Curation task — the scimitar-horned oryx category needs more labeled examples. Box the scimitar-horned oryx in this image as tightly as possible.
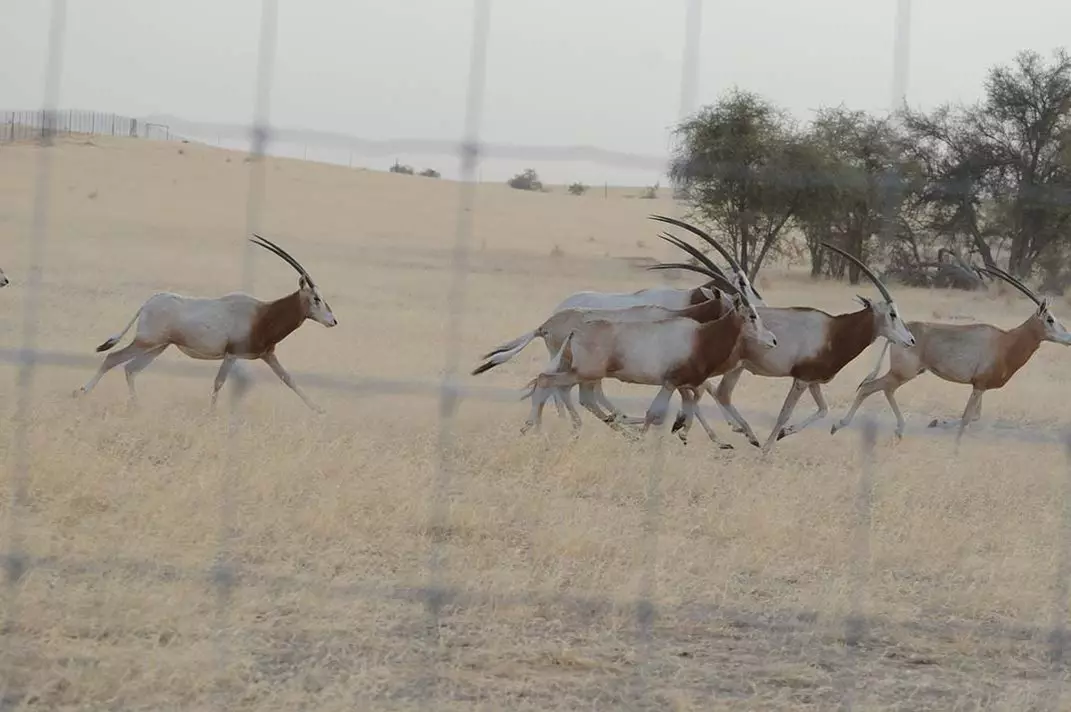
[75,235,337,410]
[527,214,765,423]
[675,242,916,453]
[519,276,777,441]
[830,265,1071,443]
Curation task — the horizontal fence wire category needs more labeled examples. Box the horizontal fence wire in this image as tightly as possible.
[5,0,1071,708]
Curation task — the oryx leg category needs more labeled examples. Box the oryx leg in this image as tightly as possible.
[262,352,323,413]
[522,381,556,435]
[551,386,570,419]
[123,344,168,405]
[955,388,984,445]
[640,386,677,436]
[711,368,762,448]
[211,354,238,408]
[776,383,828,440]
[592,380,636,423]
[832,371,911,439]
[762,379,808,454]
[77,341,155,397]
[675,387,733,450]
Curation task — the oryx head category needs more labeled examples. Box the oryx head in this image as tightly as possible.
[984,266,1071,345]
[250,235,338,328]
[648,214,766,306]
[0,267,8,288]
[820,242,915,349]
[731,292,777,350]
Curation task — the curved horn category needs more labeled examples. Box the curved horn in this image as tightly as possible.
[819,242,894,303]
[982,266,1041,306]
[648,214,743,274]
[647,262,740,296]
[250,234,315,287]
[656,232,731,279]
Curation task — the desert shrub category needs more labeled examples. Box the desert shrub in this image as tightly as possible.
[508,168,543,191]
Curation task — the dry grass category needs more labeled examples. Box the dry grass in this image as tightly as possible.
[2,135,1071,709]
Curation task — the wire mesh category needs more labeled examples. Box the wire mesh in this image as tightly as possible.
[5,0,1071,708]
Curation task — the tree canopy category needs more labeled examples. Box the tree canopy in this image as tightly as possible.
[669,48,1071,291]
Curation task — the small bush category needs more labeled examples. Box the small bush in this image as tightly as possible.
[419,168,441,178]
[389,160,414,175]
[640,181,660,199]
[568,182,588,196]
[508,168,543,192]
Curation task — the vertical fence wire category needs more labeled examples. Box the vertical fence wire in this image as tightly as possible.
[1,0,68,706]
[1043,436,1071,711]
[207,0,280,697]
[631,0,707,694]
[422,0,492,704]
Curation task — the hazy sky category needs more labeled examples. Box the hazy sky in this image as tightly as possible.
[3,1,1069,184]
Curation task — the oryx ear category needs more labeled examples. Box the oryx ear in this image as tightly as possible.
[732,293,744,310]
[855,294,873,308]
[699,286,717,301]
[299,275,310,289]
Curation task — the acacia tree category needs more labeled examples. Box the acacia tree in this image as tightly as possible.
[979,49,1071,277]
[669,89,811,280]
[796,107,910,283]
[899,105,1000,271]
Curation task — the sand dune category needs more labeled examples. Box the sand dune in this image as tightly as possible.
[2,135,1071,709]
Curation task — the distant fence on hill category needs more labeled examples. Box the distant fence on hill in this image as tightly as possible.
[0,109,171,143]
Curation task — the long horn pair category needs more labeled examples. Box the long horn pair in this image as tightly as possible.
[819,242,894,304]
[646,262,741,301]
[250,234,316,287]
[655,231,731,280]
[649,214,743,274]
[649,214,764,301]
[982,266,1042,307]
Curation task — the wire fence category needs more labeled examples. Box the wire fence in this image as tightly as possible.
[5,0,1071,708]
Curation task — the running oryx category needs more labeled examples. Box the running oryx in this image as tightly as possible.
[520,277,777,439]
[534,214,765,423]
[830,265,1071,443]
[676,242,916,453]
[76,235,337,410]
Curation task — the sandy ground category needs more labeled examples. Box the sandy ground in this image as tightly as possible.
[2,135,1071,709]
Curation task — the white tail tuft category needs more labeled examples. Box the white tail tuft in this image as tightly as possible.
[472,329,539,376]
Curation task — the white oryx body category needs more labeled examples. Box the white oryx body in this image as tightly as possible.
[522,293,777,441]
[76,235,337,410]
[830,266,1071,442]
[540,215,765,424]
[473,286,735,438]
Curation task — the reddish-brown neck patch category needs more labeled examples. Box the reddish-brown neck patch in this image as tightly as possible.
[667,311,746,387]
[790,306,877,383]
[241,290,307,356]
[979,314,1045,389]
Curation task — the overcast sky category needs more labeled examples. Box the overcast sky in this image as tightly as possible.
[3,1,1069,184]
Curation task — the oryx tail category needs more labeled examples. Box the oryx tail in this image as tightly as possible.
[473,328,543,376]
[95,305,144,352]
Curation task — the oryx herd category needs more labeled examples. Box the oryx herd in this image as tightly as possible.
[3,214,1067,452]
[472,215,1071,452]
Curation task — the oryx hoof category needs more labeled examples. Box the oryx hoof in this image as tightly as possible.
[830,423,840,435]
[747,438,761,449]
[776,428,791,441]
[718,442,734,451]
[927,418,939,428]
[671,414,686,433]
[730,424,747,434]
